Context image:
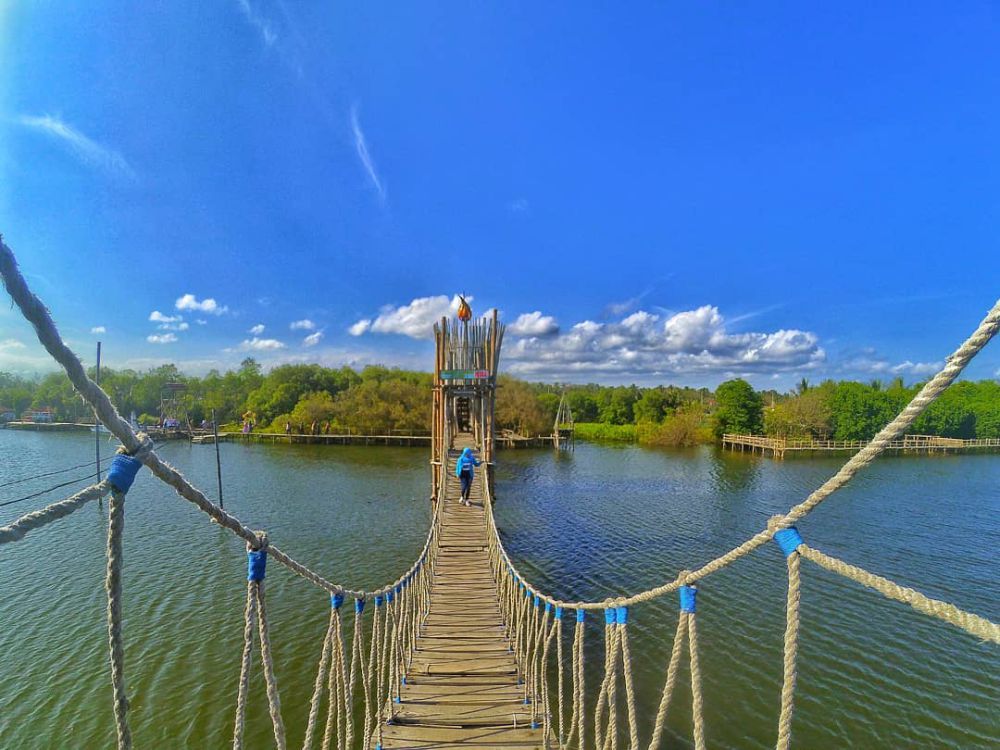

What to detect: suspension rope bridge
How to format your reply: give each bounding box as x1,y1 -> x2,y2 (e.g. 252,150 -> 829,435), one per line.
1,235 -> 999,749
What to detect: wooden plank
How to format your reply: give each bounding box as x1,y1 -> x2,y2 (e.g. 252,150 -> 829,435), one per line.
378,724 -> 541,749
392,702 -> 532,727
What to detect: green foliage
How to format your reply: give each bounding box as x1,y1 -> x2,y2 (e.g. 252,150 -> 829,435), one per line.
713,379 -> 763,437
495,376 -> 549,435
573,422 -> 638,442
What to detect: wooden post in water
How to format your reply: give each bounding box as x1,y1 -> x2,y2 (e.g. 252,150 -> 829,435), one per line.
95,341 -> 102,507
212,408 -> 224,509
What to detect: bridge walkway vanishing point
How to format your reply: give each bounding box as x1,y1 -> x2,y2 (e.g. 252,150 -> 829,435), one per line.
1,237 -> 999,750
381,433 -> 545,748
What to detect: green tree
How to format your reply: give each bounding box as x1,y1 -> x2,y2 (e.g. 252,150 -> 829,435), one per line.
713,379 -> 763,437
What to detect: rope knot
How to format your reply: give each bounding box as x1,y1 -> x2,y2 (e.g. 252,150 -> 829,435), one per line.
767,514 -> 787,535
129,433 -> 155,461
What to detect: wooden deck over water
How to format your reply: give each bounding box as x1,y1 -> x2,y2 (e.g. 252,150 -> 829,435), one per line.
380,435 -> 546,749
723,433 -> 1000,458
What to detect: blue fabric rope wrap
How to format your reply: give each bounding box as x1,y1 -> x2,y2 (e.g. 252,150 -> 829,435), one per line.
773,526 -> 804,557
107,454 -> 142,494
247,550 -> 267,582
533,594 -> 541,608
555,606 -> 563,620
331,593 -> 344,609
375,595 -> 383,607
616,606 -> 628,625
679,585 -> 697,613
355,598 -> 365,614
576,609 -> 585,623
605,608 -> 615,626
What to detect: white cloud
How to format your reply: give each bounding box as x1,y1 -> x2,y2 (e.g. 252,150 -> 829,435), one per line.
176,293 -> 228,315
235,0 -> 277,47
239,337 -> 286,351
249,324 -> 266,335
508,311 -> 559,337
146,333 -> 178,344
505,305 -> 824,380
157,322 -> 189,332
149,310 -> 182,324
349,319 -> 372,336
303,331 -> 324,347
290,319 -> 316,331
350,104 -> 386,202
196,319 -> 208,326
90,326 -> 106,334
18,114 -> 135,179
351,295 -> 470,339
841,356 -> 943,378
0,339 -> 26,350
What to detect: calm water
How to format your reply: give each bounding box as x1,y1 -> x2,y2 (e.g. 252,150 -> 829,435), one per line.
0,430 -> 997,749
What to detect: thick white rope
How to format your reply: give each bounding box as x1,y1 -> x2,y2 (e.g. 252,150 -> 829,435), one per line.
106,490 -> 132,750
0,480 -> 112,545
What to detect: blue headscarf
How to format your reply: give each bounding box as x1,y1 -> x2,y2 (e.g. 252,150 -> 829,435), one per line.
455,447 -> 476,477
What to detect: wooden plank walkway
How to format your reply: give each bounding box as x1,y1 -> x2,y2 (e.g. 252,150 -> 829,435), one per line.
380,435 -> 545,749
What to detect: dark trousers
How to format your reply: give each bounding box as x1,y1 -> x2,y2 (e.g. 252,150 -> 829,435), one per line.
460,470 -> 472,499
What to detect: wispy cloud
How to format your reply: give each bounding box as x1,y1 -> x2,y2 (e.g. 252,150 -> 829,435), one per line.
90,326 -> 106,334
350,104 -> 385,202
303,331 -> 324,347
176,294 -> 228,315
239,337 -> 286,351
235,0 -> 277,47
290,319 -> 316,331
18,114 -> 135,180
147,333 -> 178,345
249,323 -> 266,335
149,311 -> 182,324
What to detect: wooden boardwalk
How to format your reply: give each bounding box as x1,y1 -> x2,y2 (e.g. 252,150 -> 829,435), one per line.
380,435 -> 545,749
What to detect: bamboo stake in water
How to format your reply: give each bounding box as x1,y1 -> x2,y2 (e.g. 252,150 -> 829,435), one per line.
95,341 -> 102,508
213,408 -> 224,509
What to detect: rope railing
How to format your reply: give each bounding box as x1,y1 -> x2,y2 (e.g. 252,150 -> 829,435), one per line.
0,236 -> 443,749
482,300 -> 1000,750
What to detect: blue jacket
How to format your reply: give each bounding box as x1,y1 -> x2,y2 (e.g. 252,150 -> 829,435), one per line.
455,448 -> 482,478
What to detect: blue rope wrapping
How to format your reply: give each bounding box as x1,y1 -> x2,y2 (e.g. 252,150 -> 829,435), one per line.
576,609 -> 585,623
545,601 -> 552,616
355,598 -> 365,614
534,594 -> 541,608
375,594 -> 384,607
331,593 -> 344,609
247,550 -> 267,582
616,606 -> 628,625
679,585 -> 697,613
387,591 -> 394,604
555,606 -> 563,620
605,608 -> 615,626
107,454 -> 142,494
774,527 -> 804,557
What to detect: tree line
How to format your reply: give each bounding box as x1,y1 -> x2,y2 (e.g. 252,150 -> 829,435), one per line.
1,361 -> 997,444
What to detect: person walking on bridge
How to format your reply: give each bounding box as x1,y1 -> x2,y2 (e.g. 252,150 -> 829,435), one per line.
455,447 -> 481,506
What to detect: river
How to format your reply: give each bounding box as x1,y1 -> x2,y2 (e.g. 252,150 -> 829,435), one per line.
0,430 -> 997,748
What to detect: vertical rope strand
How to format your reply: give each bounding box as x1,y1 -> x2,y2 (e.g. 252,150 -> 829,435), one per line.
105,490 -> 132,750
233,582 -> 258,750
776,552 -> 801,750
688,613 -> 706,750
645,615 -> 687,750
255,580 -> 287,750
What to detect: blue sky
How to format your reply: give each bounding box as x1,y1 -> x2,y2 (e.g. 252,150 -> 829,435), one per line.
0,1 -> 997,388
